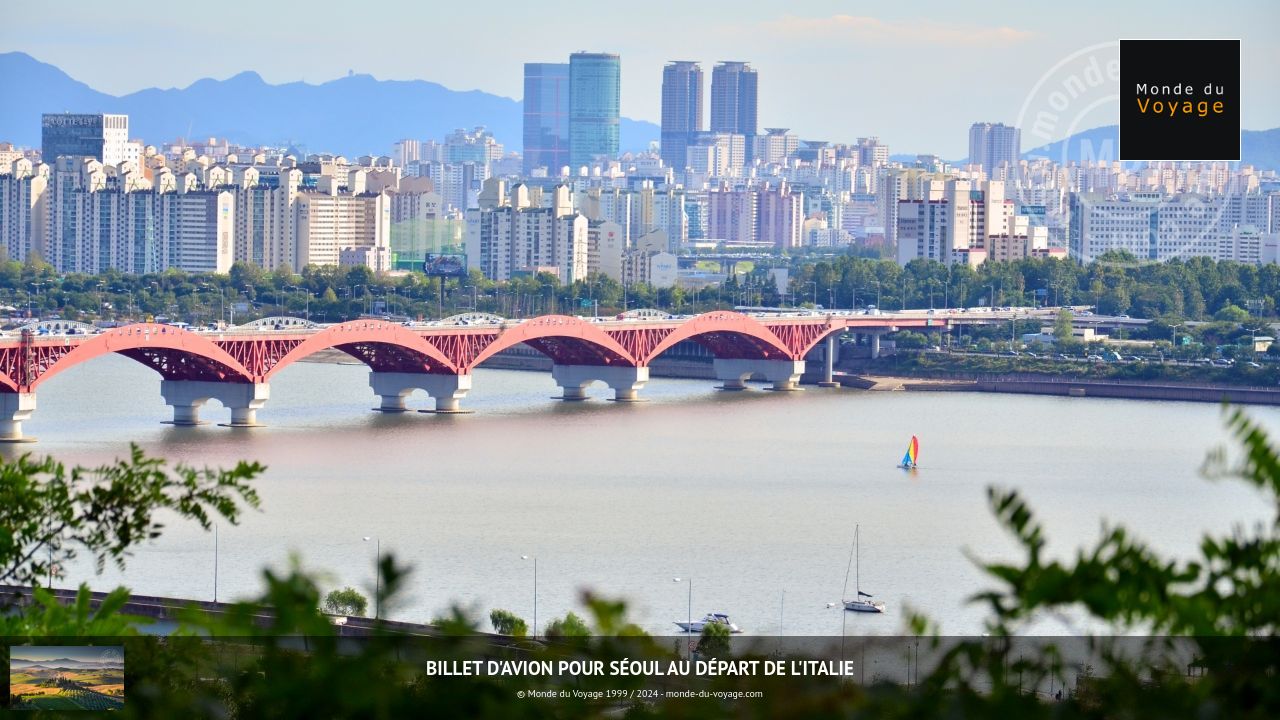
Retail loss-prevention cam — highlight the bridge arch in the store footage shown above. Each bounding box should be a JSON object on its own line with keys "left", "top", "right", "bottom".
{"left": 18, "top": 323, "right": 254, "bottom": 392}
{"left": 638, "top": 311, "right": 793, "bottom": 364}
{"left": 261, "top": 319, "right": 461, "bottom": 379}
{"left": 467, "top": 315, "right": 637, "bottom": 370}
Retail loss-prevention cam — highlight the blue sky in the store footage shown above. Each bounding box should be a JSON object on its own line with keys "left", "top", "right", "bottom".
{"left": 9, "top": 646, "right": 121, "bottom": 664}
{"left": 3, "top": 0, "right": 1276, "bottom": 156}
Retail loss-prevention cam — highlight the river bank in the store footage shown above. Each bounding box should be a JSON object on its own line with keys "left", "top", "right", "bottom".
{"left": 298, "top": 348, "right": 1280, "bottom": 405}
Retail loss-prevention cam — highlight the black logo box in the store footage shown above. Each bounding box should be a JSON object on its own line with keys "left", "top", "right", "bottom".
{"left": 1119, "top": 39, "right": 1240, "bottom": 161}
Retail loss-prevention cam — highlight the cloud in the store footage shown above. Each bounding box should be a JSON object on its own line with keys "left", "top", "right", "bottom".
{"left": 755, "top": 14, "right": 1034, "bottom": 48}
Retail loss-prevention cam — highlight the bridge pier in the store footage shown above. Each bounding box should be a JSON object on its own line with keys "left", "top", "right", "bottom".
{"left": 714, "top": 358, "right": 805, "bottom": 391}
{"left": 870, "top": 332, "right": 883, "bottom": 359}
{"left": 818, "top": 335, "right": 839, "bottom": 387}
{"left": 0, "top": 392, "right": 37, "bottom": 442}
{"left": 368, "top": 372, "right": 473, "bottom": 413}
{"left": 551, "top": 364, "right": 649, "bottom": 401}
{"left": 160, "top": 380, "right": 270, "bottom": 427}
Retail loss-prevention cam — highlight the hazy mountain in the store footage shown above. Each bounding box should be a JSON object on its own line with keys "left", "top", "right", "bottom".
{"left": 1023, "top": 124, "right": 1280, "bottom": 171}
{"left": 10, "top": 657, "right": 123, "bottom": 669}
{"left": 0, "top": 52, "right": 659, "bottom": 156}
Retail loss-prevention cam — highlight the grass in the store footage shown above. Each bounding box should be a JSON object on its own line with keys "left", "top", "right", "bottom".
{"left": 23, "top": 695, "right": 84, "bottom": 710}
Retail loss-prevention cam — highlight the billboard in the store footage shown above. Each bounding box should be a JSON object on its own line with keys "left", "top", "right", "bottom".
{"left": 423, "top": 253, "right": 467, "bottom": 278}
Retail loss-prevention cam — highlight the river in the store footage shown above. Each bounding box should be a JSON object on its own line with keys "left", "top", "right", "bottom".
{"left": 6, "top": 354, "right": 1274, "bottom": 637}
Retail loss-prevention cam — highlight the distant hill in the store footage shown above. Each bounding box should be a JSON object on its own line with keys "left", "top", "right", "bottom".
{"left": 1023, "top": 124, "right": 1280, "bottom": 171}
{"left": 10, "top": 657, "right": 123, "bottom": 669}
{"left": 0, "top": 52, "right": 659, "bottom": 156}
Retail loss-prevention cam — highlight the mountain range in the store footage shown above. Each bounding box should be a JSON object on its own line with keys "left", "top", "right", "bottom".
{"left": 1022, "top": 125, "right": 1280, "bottom": 171}
{"left": 0, "top": 52, "right": 659, "bottom": 156}
{"left": 10, "top": 658, "right": 124, "bottom": 669}
{"left": 2, "top": 52, "right": 1275, "bottom": 170}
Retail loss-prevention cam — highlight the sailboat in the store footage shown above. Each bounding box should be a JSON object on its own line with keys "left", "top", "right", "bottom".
{"left": 899, "top": 435, "right": 919, "bottom": 469}
{"left": 842, "top": 524, "right": 886, "bottom": 614}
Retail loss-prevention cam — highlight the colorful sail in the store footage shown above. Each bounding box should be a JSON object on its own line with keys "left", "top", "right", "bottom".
{"left": 901, "top": 435, "right": 919, "bottom": 467}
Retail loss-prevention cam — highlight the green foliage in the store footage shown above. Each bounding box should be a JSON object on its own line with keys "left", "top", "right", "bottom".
{"left": 544, "top": 611, "right": 590, "bottom": 638}
{"left": 488, "top": 608, "right": 528, "bottom": 637}
{"left": 0, "top": 444, "right": 263, "bottom": 589}
{"left": 696, "top": 621, "right": 731, "bottom": 657}
{"left": 321, "top": 586, "right": 368, "bottom": 617}
{"left": 1214, "top": 303, "right": 1250, "bottom": 323}
{"left": 1053, "top": 308, "right": 1074, "bottom": 341}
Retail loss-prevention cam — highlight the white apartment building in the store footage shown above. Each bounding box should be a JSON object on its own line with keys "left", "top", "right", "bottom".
{"left": 295, "top": 189, "right": 390, "bottom": 271}
{"left": 0, "top": 159, "right": 49, "bottom": 262}
{"left": 465, "top": 180, "right": 587, "bottom": 283}
{"left": 1069, "top": 191, "right": 1273, "bottom": 263}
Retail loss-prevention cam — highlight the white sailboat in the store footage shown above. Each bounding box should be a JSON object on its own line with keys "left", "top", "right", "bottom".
{"left": 842, "top": 524, "right": 885, "bottom": 614}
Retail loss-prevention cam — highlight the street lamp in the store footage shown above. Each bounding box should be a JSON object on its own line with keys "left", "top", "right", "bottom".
{"left": 363, "top": 536, "right": 381, "bottom": 619}
{"left": 213, "top": 523, "right": 219, "bottom": 603}
{"left": 521, "top": 555, "right": 538, "bottom": 639}
{"left": 807, "top": 281, "right": 817, "bottom": 309}
{"left": 673, "top": 577, "right": 692, "bottom": 654}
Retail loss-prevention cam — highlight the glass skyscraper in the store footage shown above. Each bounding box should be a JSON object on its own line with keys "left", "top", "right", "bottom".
{"left": 568, "top": 52, "right": 621, "bottom": 169}
{"left": 710, "top": 62, "right": 758, "bottom": 163}
{"left": 660, "top": 61, "right": 703, "bottom": 172}
{"left": 523, "top": 63, "right": 570, "bottom": 175}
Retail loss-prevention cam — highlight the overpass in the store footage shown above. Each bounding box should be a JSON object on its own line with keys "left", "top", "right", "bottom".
{"left": 0, "top": 307, "right": 1045, "bottom": 441}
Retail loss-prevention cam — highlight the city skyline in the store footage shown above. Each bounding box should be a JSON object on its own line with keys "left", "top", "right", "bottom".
{"left": 3, "top": 1, "right": 1277, "bottom": 158}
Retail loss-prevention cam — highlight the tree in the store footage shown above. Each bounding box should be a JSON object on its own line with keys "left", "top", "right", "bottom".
{"left": 1053, "top": 308, "right": 1074, "bottom": 342}
{"left": 696, "top": 620, "right": 731, "bottom": 657}
{"left": 488, "top": 609, "right": 528, "bottom": 637}
{"left": 0, "top": 445, "right": 262, "bottom": 590}
{"left": 544, "top": 611, "right": 590, "bottom": 638}
{"left": 322, "top": 587, "right": 369, "bottom": 617}
{"left": 1213, "top": 303, "right": 1249, "bottom": 323}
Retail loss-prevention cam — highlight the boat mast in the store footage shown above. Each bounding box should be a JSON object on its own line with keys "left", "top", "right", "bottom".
{"left": 855, "top": 524, "right": 860, "bottom": 596}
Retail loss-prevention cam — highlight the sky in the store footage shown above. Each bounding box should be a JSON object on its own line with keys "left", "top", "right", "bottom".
{"left": 3, "top": 0, "right": 1277, "bottom": 157}
{"left": 10, "top": 646, "right": 121, "bottom": 664}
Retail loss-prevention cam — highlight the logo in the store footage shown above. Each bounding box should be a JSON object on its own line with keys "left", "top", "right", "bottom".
{"left": 1119, "top": 39, "right": 1240, "bottom": 161}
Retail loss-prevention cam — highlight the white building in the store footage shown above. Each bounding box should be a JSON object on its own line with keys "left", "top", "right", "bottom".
{"left": 1068, "top": 192, "right": 1272, "bottom": 263}
{"left": 0, "top": 159, "right": 49, "bottom": 263}
{"left": 295, "top": 189, "right": 390, "bottom": 271}
{"left": 465, "top": 180, "right": 587, "bottom": 283}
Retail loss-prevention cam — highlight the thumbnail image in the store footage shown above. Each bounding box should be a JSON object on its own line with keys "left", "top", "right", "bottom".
{"left": 8, "top": 646, "right": 124, "bottom": 711}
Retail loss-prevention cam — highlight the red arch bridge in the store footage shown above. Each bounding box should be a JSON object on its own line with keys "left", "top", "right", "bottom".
{"left": 0, "top": 308, "right": 982, "bottom": 441}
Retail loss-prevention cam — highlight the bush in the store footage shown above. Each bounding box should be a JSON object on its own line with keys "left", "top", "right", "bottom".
{"left": 321, "top": 587, "right": 368, "bottom": 617}
{"left": 488, "top": 609, "right": 528, "bottom": 637}
{"left": 544, "top": 612, "right": 590, "bottom": 638}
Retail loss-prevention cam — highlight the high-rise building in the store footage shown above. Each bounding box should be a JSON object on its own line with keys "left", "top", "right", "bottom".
{"left": 660, "top": 61, "right": 703, "bottom": 172}
{"left": 709, "top": 62, "right": 758, "bottom": 164}
{"left": 568, "top": 52, "right": 621, "bottom": 169}
{"left": 465, "top": 180, "right": 587, "bottom": 283}
{"left": 294, "top": 188, "right": 391, "bottom": 271}
{"left": 523, "top": 63, "right": 571, "bottom": 175}
{"left": 41, "top": 113, "right": 130, "bottom": 165}
{"left": 0, "top": 159, "right": 50, "bottom": 263}
{"left": 968, "top": 123, "right": 1021, "bottom": 175}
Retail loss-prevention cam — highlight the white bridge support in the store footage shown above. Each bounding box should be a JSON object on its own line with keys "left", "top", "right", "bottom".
{"left": 0, "top": 392, "right": 37, "bottom": 442}
{"left": 818, "top": 335, "right": 839, "bottom": 387}
{"left": 714, "top": 358, "right": 806, "bottom": 391}
{"left": 160, "top": 380, "right": 270, "bottom": 427}
{"left": 870, "top": 332, "right": 883, "bottom": 359}
{"left": 551, "top": 364, "right": 649, "bottom": 401}
{"left": 369, "top": 372, "right": 472, "bottom": 413}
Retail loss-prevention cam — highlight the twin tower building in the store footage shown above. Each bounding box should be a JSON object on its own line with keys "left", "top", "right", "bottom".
{"left": 522, "top": 55, "right": 758, "bottom": 177}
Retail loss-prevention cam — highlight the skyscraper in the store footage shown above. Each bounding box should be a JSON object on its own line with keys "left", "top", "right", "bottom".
{"left": 660, "top": 61, "right": 703, "bottom": 172}
{"left": 523, "top": 63, "right": 570, "bottom": 175}
{"left": 968, "top": 123, "right": 1021, "bottom": 175}
{"left": 568, "top": 52, "right": 621, "bottom": 169}
{"left": 710, "top": 62, "right": 758, "bottom": 164}
{"left": 41, "top": 113, "right": 130, "bottom": 165}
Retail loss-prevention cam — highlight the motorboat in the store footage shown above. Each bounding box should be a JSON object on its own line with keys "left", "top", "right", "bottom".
{"left": 674, "top": 613, "right": 743, "bottom": 634}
